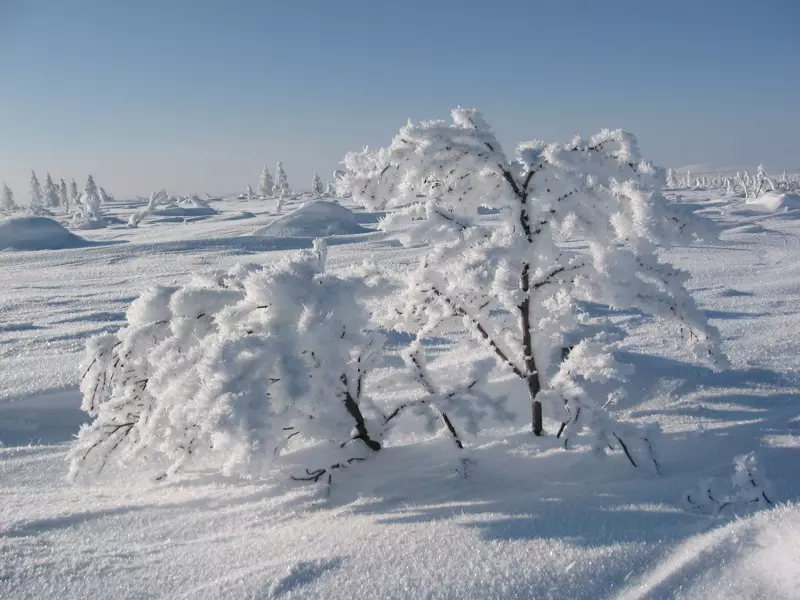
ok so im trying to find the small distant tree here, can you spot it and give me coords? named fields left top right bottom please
left=683, top=169, right=692, bottom=188
left=69, top=242, right=389, bottom=482
left=275, top=161, right=290, bottom=197
left=246, top=184, right=254, bottom=201
left=44, top=173, right=60, bottom=207
left=69, top=179, right=80, bottom=206
left=342, top=108, right=726, bottom=462
left=666, top=168, right=678, bottom=188
left=72, top=175, right=105, bottom=228
left=311, top=172, right=324, bottom=197
left=326, top=179, right=337, bottom=197
left=258, top=165, right=274, bottom=198
left=735, top=165, right=774, bottom=199
left=1, top=182, right=15, bottom=212
left=59, top=179, right=69, bottom=213
left=29, top=170, right=44, bottom=212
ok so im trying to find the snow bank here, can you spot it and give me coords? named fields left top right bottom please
left=251, top=200, right=369, bottom=237
left=620, top=503, right=800, bottom=599
left=744, top=191, right=800, bottom=212
left=0, top=216, right=90, bottom=250
left=151, top=198, right=217, bottom=217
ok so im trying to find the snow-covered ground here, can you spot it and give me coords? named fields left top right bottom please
left=1, top=192, right=798, bottom=599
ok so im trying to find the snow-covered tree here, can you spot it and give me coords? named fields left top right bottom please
left=98, top=186, right=114, bottom=205
left=43, top=173, right=60, bottom=207
left=275, top=161, right=290, bottom=197
left=29, top=170, right=44, bottom=212
left=59, top=179, right=69, bottom=213
left=72, top=175, right=105, bottom=228
left=246, top=184, right=254, bottom=201
left=69, top=179, right=80, bottom=206
left=326, top=179, right=337, bottom=197
left=666, top=168, right=678, bottom=188
left=1, top=182, right=15, bottom=212
left=734, top=165, right=774, bottom=199
left=311, top=172, right=324, bottom=197
left=258, top=165, right=274, bottom=198
left=341, top=108, right=726, bottom=464
left=82, top=175, right=101, bottom=215
left=69, top=242, right=393, bottom=482
left=683, top=169, right=692, bottom=188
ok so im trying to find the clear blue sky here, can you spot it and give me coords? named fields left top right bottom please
left=1, top=0, right=799, bottom=199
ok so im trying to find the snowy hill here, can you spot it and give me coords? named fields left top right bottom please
left=1, top=191, right=798, bottom=599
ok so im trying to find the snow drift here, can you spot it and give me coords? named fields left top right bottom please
left=251, top=200, right=369, bottom=238
left=0, top=216, right=91, bottom=251
left=744, top=191, right=800, bottom=212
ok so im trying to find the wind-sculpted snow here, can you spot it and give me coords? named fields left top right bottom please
left=0, top=216, right=92, bottom=251
left=251, top=200, right=371, bottom=238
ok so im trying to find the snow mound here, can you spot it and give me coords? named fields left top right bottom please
left=744, top=191, right=800, bottom=212
left=251, top=200, right=369, bottom=237
left=151, top=200, right=217, bottom=217
left=621, top=503, right=800, bottom=599
left=0, top=216, right=90, bottom=250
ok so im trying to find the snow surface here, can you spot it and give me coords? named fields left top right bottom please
left=251, top=200, right=371, bottom=237
left=744, top=191, right=800, bottom=213
left=1, top=191, right=799, bottom=599
left=0, top=216, right=92, bottom=251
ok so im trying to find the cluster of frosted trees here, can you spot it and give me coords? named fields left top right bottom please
left=249, top=163, right=337, bottom=213
left=1, top=171, right=112, bottom=228
left=71, top=108, right=727, bottom=489
left=666, top=166, right=798, bottom=197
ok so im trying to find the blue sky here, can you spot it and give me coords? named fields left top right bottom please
left=1, top=0, right=799, bottom=199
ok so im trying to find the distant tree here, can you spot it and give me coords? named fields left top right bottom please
left=666, top=168, right=678, bottom=188
left=258, top=165, right=274, bottom=198
left=275, top=161, right=290, bottom=197
left=29, top=171, right=44, bottom=212
left=311, top=172, right=324, bottom=197
left=683, top=169, right=692, bottom=188
left=342, top=107, right=727, bottom=453
left=69, top=179, right=80, bottom=206
left=326, top=179, right=337, bottom=197
left=246, top=184, right=254, bottom=201
left=1, top=182, right=15, bottom=212
left=59, top=179, right=69, bottom=213
left=98, top=186, right=114, bottom=204
left=44, top=173, right=60, bottom=207
left=81, top=175, right=102, bottom=218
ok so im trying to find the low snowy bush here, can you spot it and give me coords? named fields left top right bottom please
left=69, top=242, right=392, bottom=482
left=685, top=452, right=773, bottom=514
left=341, top=108, right=727, bottom=470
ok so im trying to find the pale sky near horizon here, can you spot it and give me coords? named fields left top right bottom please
left=1, top=0, right=799, bottom=200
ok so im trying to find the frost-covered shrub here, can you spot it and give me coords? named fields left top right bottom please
left=341, top=108, right=726, bottom=468
left=128, top=189, right=167, bottom=227
left=69, top=241, right=389, bottom=482
left=259, top=164, right=274, bottom=198
left=685, top=452, right=773, bottom=514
